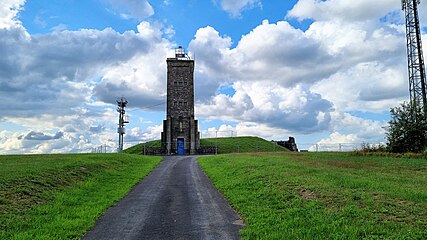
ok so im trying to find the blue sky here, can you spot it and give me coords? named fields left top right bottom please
left=0, top=0, right=426, bottom=153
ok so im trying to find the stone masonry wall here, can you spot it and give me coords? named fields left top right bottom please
left=161, top=58, right=200, bottom=154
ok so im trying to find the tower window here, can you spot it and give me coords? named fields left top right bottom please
left=174, top=81, right=177, bottom=85
left=179, top=116, right=183, bottom=132
left=174, top=101, right=177, bottom=106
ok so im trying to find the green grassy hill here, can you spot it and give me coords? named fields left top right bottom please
left=123, top=136, right=288, bottom=154
left=124, top=140, right=161, bottom=154
left=0, top=153, right=161, bottom=239
left=199, top=152, right=427, bottom=239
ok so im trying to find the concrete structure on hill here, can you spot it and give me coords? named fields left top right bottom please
left=276, top=137, right=298, bottom=152
left=161, top=47, right=200, bottom=155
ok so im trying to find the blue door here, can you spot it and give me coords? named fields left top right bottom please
left=177, top=138, right=184, bottom=155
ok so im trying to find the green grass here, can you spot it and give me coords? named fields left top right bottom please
left=124, top=136, right=287, bottom=154
left=0, top=153, right=161, bottom=239
left=123, top=140, right=161, bottom=154
left=200, top=136, right=287, bottom=154
left=198, top=152, right=427, bottom=239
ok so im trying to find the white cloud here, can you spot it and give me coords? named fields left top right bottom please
left=287, top=0, right=396, bottom=22
left=310, top=113, right=386, bottom=151
left=104, top=0, right=154, bottom=19
left=0, top=21, right=175, bottom=120
left=189, top=21, right=338, bottom=87
left=309, top=112, right=387, bottom=151
left=329, top=112, right=386, bottom=142
left=1, top=0, right=424, bottom=153
left=196, top=81, right=333, bottom=133
left=311, top=61, right=407, bottom=112
left=0, top=17, right=176, bottom=153
left=0, top=0, right=25, bottom=29
left=216, top=0, right=262, bottom=17
left=201, top=122, right=291, bottom=140
left=93, top=23, right=174, bottom=108
left=125, top=125, right=162, bottom=143
left=318, top=132, right=359, bottom=145
left=188, top=1, right=413, bottom=146
left=420, top=1, right=427, bottom=26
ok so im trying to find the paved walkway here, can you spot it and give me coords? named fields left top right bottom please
left=82, top=156, right=244, bottom=240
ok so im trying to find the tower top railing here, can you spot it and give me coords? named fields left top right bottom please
left=173, top=46, right=191, bottom=60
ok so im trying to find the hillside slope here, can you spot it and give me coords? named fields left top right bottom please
left=0, top=153, right=161, bottom=239
left=124, top=136, right=287, bottom=154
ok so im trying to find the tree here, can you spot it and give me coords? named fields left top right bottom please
left=386, top=101, right=427, bottom=153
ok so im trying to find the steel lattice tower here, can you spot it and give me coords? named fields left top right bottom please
left=117, top=97, right=129, bottom=152
left=402, top=0, right=427, bottom=113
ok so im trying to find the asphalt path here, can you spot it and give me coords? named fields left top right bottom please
left=82, top=155, right=244, bottom=240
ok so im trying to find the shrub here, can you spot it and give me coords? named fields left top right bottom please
left=385, top=101, right=427, bottom=153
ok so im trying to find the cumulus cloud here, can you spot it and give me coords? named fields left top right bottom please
left=124, top=124, right=162, bottom=142
left=190, top=18, right=405, bottom=90
left=216, top=0, right=262, bottom=17
left=330, top=112, right=386, bottom=141
left=0, top=2, right=175, bottom=153
left=104, top=0, right=154, bottom=19
left=0, top=19, right=176, bottom=122
left=311, top=61, right=407, bottom=112
left=1, top=130, right=82, bottom=154
left=1, top=0, right=424, bottom=153
left=287, top=0, right=396, bottom=22
left=93, top=23, right=174, bottom=108
left=310, top=112, right=387, bottom=151
left=186, top=0, right=418, bottom=145
left=23, top=131, right=63, bottom=140
left=201, top=122, right=291, bottom=140
left=196, top=81, right=333, bottom=133
left=189, top=21, right=338, bottom=87
left=0, top=0, right=25, bottom=29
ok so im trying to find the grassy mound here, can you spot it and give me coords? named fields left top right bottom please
left=201, top=136, right=287, bottom=154
left=123, top=136, right=287, bottom=154
left=198, top=152, right=427, bottom=239
left=124, top=140, right=161, bottom=154
left=0, top=153, right=161, bottom=239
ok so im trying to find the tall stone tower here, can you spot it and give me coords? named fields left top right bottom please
left=161, top=47, right=200, bottom=155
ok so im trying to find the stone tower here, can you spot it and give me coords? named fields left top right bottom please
left=161, top=47, right=200, bottom=155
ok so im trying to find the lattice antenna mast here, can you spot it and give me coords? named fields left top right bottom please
left=402, top=0, right=427, bottom=113
left=117, top=97, right=129, bottom=152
